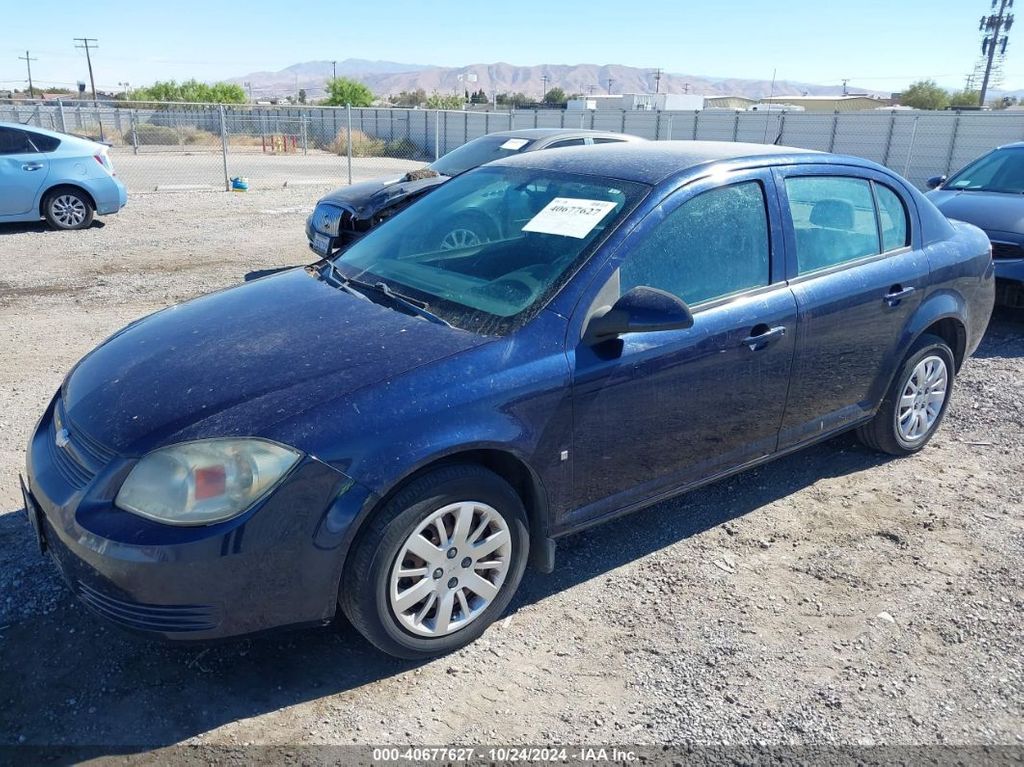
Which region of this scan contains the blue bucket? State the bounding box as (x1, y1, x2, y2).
(230, 177, 249, 192)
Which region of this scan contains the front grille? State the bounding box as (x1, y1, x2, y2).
(76, 580, 220, 633)
(48, 397, 116, 489)
(991, 241, 1023, 260)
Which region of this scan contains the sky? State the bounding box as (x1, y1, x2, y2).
(1, 0, 1017, 94)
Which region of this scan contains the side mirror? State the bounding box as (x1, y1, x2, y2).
(584, 286, 694, 344)
(926, 175, 947, 190)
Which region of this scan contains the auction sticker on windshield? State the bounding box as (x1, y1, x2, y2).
(500, 138, 530, 150)
(522, 197, 619, 239)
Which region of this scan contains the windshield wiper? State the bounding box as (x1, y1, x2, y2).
(315, 261, 452, 327)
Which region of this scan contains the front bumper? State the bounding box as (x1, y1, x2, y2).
(24, 394, 373, 641)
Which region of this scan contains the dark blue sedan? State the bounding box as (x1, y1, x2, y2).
(22, 141, 994, 658)
(927, 142, 1024, 308)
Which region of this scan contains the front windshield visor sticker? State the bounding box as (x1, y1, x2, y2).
(521, 197, 619, 239)
(499, 138, 530, 150)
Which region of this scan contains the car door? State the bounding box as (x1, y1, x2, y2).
(0, 127, 49, 216)
(772, 166, 927, 449)
(565, 170, 798, 526)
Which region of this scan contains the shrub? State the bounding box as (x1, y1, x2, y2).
(385, 138, 422, 159)
(329, 128, 386, 157)
(129, 123, 180, 145)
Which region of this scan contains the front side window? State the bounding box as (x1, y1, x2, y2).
(334, 166, 648, 334)
(619, 181, 771, 306)
(946, 147, 1024, 193)
(0, 128, 36, 155)
(785, 176, 880, 274)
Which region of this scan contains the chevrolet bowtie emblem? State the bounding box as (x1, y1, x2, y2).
(55, 428, 71, 449)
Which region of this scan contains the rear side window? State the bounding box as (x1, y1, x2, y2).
(28, 131, 61, 152)
(546, 138, 587, 148)
(875, 184, 909, 252)
(620, 181, 770, 306)
(592, 137, 627, 144)
(0, 127, 36, 154)
(785, 176, 881, 274)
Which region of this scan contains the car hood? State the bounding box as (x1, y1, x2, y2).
(927, 189, 1024, 237)
(62, 268, 487, 455)
(318, 173, 449, 219)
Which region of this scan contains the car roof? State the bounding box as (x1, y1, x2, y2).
(485, 127, 644, 141)
(488, 140, 826, 185)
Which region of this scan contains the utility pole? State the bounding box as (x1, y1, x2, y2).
(653, 68, 663, 93)
(18, 50, 37, 98)
(245, 81, 253, 102)
(607, 77, 614, 94)
(73, 37, 99, 104)
(978, 0, 1014, 107)
(541, 74, 549, 99)
(841, 78, 850, 96)
(332, 60, 337, 80)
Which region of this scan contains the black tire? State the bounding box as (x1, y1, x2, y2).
(340, 464, 530, 659)
(856, 333, 955, 456)
(43, 188, 95, 231)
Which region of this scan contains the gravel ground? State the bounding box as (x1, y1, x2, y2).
(0, 190, 1022, 755)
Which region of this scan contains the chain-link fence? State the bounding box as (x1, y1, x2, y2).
(4, 100, 1024, 193)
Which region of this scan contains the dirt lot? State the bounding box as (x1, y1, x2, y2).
(0, 190, 1022, 754)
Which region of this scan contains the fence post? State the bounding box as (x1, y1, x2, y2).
(777, 112, 786, 145)
(945, 110, 962, 175)
(346, 104, 353, 186)
(57, 100, 66, 133)
(903, 116, 920, 177)
(219, 105, 230, 191)
(509, 110, 515, 131)
(666, 115, 673, 141)
(434, 110, 440, 160)
(882, 110, 897, 167)
(301, 116, 308, 155)
(733, 111, 740, 141)
(130, 109, 139, 155)
(692, 110, 700, 140)
(828, 110, 839, 152)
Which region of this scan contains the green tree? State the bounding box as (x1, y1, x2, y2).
(132, 79, 246, 103)
(390, 88, 427, 107)
(323, 77, 374, 107)
(470, 88, 489, 104)
(899, 79, 950, 110)
(543, 87, 567, 104)
(425, 91, 464, 109)
(298, 88, 307, 104)
(948, 88, 981, 107)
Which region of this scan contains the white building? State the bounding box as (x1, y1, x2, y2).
(567, 93, 705, 111)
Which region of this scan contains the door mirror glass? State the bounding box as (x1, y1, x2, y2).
(926, 175, 947, 190)
(584, 286, 694, 344)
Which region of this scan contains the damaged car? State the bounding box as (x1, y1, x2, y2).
(305, 128, 643, 256)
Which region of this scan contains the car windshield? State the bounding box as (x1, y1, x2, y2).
(332, 166, 648, 335)
(946, 147, 1024, 193)
(428, 135, 536, 176)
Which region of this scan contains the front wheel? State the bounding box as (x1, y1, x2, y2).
(856, 333, 955, 455)
(43, 189, 95, 230)
(340, 465, 530, 659)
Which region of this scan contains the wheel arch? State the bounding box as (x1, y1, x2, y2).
(341, 446, 553, 589)
(905, 289, 970, 371)
(38, 183, 96, 216)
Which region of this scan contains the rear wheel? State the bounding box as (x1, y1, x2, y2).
(43, 189, 94, 230)
(340, 465, 529, 659)
(437, 213, 496, 251)
(856, 334, 955, 455)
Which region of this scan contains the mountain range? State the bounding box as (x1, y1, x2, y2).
(228, 59, 888, 101)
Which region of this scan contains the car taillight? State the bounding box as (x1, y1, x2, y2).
(94, 153, 115, 175)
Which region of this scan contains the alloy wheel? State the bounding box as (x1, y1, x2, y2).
(51, 195, 88, 228)
(895, 354, 948, 442)
(439, 228, 482, 250)
(389, 501, 511, 638)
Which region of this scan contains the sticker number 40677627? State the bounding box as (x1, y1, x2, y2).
(521, 197, 619, 239)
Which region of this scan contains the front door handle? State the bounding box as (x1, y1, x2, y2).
(742, 324, 786, 351)
(22, 162, 44, 171)
(884, 285, 916, 306)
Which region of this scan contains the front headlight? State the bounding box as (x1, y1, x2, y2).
(115, 438, 302, 526)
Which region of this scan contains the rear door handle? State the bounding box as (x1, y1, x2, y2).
(742, 324, 786, 351)
(22, 162, 44, 171)
(884, 285, 916, 306)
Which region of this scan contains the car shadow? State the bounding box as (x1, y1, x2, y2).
(973, 306, 1024, 358)
(0, 220, 105, 235)
(0, 432, 887, 752)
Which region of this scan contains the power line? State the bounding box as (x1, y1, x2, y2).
(73, 37, 99, 104)
(17, 50, 37, 97)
